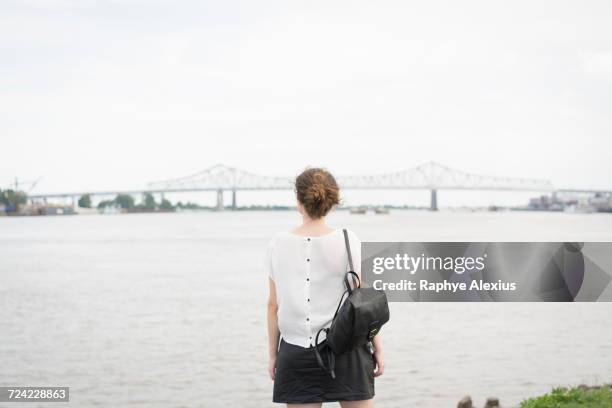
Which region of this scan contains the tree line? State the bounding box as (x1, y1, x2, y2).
(2, 189, 208, 213)
(0, 189, 28, 211)
(85, 193, 207, 211)
(85, 193, 174, 211)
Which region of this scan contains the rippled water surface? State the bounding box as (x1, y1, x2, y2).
(1, 210, 611, 407)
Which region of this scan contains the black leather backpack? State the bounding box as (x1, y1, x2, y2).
(314, 229, 390, 378)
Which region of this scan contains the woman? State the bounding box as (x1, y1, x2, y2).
(265, 168, 384, 407)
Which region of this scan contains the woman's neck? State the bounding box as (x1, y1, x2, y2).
(292, 216, 335, 237)
(302, 215, 326, 227)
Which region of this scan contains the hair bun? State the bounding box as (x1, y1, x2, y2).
(309, 184, 326, 202)
(295, 168, 340, 219)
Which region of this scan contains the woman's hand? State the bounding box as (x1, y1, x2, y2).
(268, 354, 277, 380)
(373, 346, 385, 377)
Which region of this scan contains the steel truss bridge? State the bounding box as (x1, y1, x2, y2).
(30, 162, 558, 211)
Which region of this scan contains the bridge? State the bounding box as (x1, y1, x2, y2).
(145, 161, 555, 210)
(28, 162, 556, 211)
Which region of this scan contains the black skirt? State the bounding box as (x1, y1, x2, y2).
(273, 338, 375, 404)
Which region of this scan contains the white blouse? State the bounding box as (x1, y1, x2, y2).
(265, 228, 362, 348)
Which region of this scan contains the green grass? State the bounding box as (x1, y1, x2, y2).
(521, 386, 612, 408)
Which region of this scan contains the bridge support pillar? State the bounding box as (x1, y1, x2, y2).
(430, 189, 438, 211)
(216, 189, 224, 211)
(231, 189, 237, 210)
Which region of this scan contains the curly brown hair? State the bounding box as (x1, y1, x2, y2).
(295, 168, 340, 219)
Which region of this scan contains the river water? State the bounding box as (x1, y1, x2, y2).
(1, 210, 611, 408)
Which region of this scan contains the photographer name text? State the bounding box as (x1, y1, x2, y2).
(371, 253, 517, 292)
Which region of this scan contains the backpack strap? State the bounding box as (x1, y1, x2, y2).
(313, 328, 336, 379)
(343, 229, 360, 293)
(342, 229, 354, 271)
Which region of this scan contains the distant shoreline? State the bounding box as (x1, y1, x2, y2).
(3, 205, 612, 217)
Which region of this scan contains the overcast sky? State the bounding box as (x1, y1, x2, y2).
(1, 0, 611, 196)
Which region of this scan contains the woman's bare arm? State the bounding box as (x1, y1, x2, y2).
(267, 278, 280, 380)
(372, 333, 385, 377)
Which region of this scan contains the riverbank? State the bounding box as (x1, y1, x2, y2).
(521, 385, 612, 408)
(457, 384, 612, 408)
